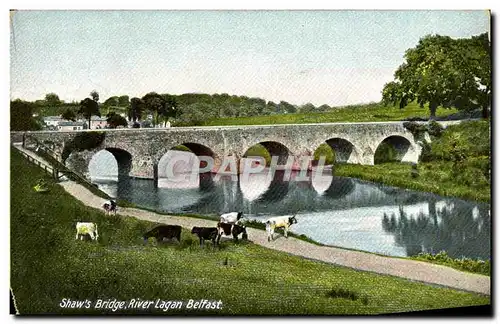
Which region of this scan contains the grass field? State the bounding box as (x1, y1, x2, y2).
(200, 103, 457, 126)
(335, 162, 490, 203)
(10, 149, 489, 315)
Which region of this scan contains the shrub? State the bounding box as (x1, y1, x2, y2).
(413, 251, 490, 276)
(314, 143, 335, 165)
(374, 142, 398, 164)
(427, 121, 444, 138)
(62, 132, 105, 162)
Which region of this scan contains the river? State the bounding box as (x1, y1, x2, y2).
(89, 151, 491, 261)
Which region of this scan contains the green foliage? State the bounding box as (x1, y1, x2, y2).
(106, 112, 128, 128)
(142, 92, 178, 126)
(78, 97, 100, 126)
(243, 144, 271, 166)
(335, 161, 490, 203)
(201, 102, 457, 127)
(412, 251, 490, 276)
(61, 108, 77, 122)
(10, 99, 42, 131)
(427, 121, 444, 138)
(374, 142, 398, 164)
(314, 143, 335, 165)
(128, 97, 144, 122)
(382, 33, 491, 118)
(62, 132, 105, 162)
(45, 93, 61, 106)
(10, 151, 490, 314)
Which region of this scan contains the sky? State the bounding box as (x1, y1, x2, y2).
(10, 10, 490, 107)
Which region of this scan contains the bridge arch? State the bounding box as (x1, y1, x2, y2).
(314, 138, 362, 164)
(374, 135, 417, 164)
(88, 148, 133, 180)
(242, 141, 292, 167)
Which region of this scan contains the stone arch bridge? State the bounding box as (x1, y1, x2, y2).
(19, 122, 429, 185)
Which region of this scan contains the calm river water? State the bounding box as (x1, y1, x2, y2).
(90, 152, 490, 260)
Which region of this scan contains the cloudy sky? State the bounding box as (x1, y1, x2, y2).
(10, 10, 490, 107)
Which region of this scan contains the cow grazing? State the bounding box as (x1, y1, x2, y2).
(143, 225, 182, 243)
(265, 215, 298, 242)
(219, 211, 244, 224)
(216, 222, 248, 244)
(191, 227, 218, 247)
(75, 222, 99, 241)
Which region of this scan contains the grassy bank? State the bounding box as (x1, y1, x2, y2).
(410, 252, 490, 277)
(335, 162, 490, 203)
(201, 102, 457, 126)
(336, 120, 491, 203)
(10, 150, 489, 315)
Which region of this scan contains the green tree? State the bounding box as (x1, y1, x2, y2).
(103, 96, 119, 107)
(45, 93, 61, 106)
(10, 99, 41, 131)
(279, 101, 297, 114)
(128, 97, 144, 122)
(382, 33, 491, 119)
(61, 108, 77, 122)
(90, 90, 99, 103)
(300, 103, 316, 113)
(142, 92, 178, 127)
(78, 97, 100, 129)
(118, 95, 130, 107)
(106, 112, 128, 128)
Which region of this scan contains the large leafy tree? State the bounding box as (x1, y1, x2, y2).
(61, 108, 77, 122)
(45, 93, 61, 106)
(128, 97, 144, 122)
(141, 92, 178, 127)
(382, 33, 491, 119)
(106, 112, 128, 128)
(118, 95, 130, 106)
(79, 91, 100, 129)
(10, 99, 41, 131)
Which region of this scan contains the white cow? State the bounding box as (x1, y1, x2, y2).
(219, 212, 244, 224)
(265, 215, 298, 242)
(75, 222, 99, 241)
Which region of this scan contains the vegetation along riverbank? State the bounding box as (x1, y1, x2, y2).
(335, 120, 490, 203)
(10, 149, 489, 315)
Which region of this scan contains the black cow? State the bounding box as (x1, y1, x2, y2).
(143, 225, 182, 243)
(191, 227, 218, 247)
(217, 222, 248, 244)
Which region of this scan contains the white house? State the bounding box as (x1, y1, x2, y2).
(43, 116, 63, 127)
(89, 116, 108, 129)
(57, 121, 86, 131)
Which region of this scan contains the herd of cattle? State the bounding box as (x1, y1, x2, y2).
(75, 209, 299, 246)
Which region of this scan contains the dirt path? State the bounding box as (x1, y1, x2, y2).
(59, 180, 490, 296)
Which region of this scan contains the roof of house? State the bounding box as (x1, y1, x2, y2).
(43, 116, 63, 120)
(58, 122, 86, 127)
(91, 116, 108, 121)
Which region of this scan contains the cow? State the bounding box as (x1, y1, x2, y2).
(265, 215, 298, 242)
(75, 222, 99, 241)
(216, 222, 248, 244)
(143, 225, 182, 243)
(103, 200, 117, 216)
(191, 227, 218, 247)
(219, 211, 244, 224)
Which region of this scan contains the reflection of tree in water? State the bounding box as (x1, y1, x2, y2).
(382, 199, 490, 260)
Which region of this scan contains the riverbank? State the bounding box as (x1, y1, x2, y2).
(335, 162, 489, 203)
(10, 150, 490, 314)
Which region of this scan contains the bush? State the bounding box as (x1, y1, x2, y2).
(427, 121, 444, 138)
(413, 251, 490, 276)
(313, 143, 335, 165)
(62, 132, 105, 162)
(374, 142, 398, 164)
